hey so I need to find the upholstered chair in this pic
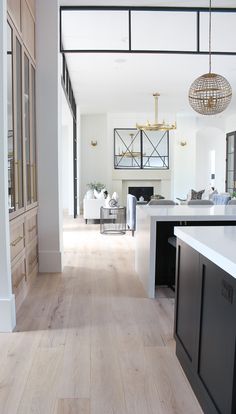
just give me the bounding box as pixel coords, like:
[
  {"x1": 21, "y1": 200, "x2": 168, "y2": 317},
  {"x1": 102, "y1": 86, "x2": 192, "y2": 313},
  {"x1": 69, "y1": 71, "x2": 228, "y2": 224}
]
[
  {"x1": 148, "y1": 199, "x2": 176, "y2": 205},
  {"x1": 126, "y1": 194, "x2": 137, "y2": 236},
  {"x1": 187, "y1": 200, "x2": 214, "y2": 205}
]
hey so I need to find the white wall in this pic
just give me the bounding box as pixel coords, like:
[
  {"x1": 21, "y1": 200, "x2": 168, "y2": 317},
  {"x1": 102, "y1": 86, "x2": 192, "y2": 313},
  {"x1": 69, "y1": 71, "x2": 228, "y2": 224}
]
[
  {"x1": 172, "y1": 114, "x2": 228, "y2": 200},
  {"x1": 80, "y1": 114, "x2": 109, "y2": 208},
  {"x1": 226, "y1": 114, "x2": 236, "y2": 133},
  {"x1": 195, "y1": 127, "x2": 226, "y2": 192},
  {"x1": 0, "y1": 0, "x2": 16, "y2": 331},
  {"x1": 36, "y1": 0, "x2": 63, "y2": 272},
  {"x1": 61, "y1": 89, "x2": 73, "y2": 215},
  {"x1": 172, "y1": 115, "x2": 197, "y2": 200}
]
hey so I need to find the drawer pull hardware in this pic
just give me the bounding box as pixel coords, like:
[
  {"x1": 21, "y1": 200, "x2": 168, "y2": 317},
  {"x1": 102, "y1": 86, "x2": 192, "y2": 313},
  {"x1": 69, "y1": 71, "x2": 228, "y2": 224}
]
[
  {"x1": 11, "y1": 235, "x2": 24, "y2": 247},
  {"x1": 28, "y1": 224, "x2": 37, "y2": 233}
]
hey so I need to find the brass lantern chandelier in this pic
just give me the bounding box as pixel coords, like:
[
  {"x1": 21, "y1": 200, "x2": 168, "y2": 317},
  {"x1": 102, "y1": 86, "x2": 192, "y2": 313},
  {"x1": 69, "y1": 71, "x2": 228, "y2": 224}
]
[
  {"x1": 188, "y1": 0, "x2": 232, "y2": 115},
  {"x1": 136, "y1": 93, "x2": 176, "y2": 131}
]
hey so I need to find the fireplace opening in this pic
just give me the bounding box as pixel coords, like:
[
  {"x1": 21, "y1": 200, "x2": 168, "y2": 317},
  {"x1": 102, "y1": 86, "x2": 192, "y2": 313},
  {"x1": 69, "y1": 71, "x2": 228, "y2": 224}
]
[{"x1": 128, "y1": 186, "x2": 154, "y2": 202}]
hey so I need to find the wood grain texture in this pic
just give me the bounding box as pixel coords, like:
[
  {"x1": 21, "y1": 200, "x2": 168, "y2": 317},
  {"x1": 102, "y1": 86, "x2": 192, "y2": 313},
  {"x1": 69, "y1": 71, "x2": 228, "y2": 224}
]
[
  {"x1": 0, "y1": 215, "x2": 203, "y2": 413},
  {"x1": 55, "y1": 398, "x2": 90, "y2": 414}
]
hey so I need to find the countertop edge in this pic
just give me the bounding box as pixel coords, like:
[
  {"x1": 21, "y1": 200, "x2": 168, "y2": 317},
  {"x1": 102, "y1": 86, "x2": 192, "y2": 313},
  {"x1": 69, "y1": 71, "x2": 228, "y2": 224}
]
[{"x1": 174, "y1": 227, "x2": 236, "y2": 279}]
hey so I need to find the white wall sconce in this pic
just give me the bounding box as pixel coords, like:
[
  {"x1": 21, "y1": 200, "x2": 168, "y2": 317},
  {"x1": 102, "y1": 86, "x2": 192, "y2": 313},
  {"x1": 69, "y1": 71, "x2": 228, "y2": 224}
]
[
  {"x1": 91, "y1": 140, "x2": 97, "y2": 147},
  {"x1": 179, "y1": 140, "x2": 187, "y2": 147}
]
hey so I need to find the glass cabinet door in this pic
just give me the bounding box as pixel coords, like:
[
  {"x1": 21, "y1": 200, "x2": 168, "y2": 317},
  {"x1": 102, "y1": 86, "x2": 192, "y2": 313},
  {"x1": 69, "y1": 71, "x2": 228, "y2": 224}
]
[
  {"x1": 7, "y1": 21, "x2": 37, "y2": 215},
  {"x1": 7, "y1": 23, "x2": 15, "y2": 213},
  {"x1": 31, "y1": 65, "x2": 37, "y2": 203},
  {"x1": 226, "y1": 132, "x2": 236, "y2": 194},
  {"x1": 15, "y1": 37, "x2": 24, "y2": 209},
  {"x1": 24, "y1": 53, "x2": 31, "y2": 205}
]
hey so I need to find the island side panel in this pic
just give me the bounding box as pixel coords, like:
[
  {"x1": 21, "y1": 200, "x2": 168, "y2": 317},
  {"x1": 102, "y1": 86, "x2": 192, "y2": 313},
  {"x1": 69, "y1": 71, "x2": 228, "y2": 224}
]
[{"x1": 135, "y1": 206, "x2": 155, "y2": 298}]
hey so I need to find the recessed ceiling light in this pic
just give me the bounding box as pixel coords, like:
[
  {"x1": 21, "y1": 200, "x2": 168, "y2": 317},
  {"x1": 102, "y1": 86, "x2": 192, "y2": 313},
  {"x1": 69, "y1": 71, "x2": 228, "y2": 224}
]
[{"x1": 114, "y1": 58, "x2": 127, "y2": 64}]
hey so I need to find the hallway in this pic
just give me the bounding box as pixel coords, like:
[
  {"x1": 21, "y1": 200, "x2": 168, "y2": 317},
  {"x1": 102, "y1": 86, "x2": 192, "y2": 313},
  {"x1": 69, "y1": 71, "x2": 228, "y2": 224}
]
[{"x1": 0, "y1": 216, "x2": 202, "y2": 413}]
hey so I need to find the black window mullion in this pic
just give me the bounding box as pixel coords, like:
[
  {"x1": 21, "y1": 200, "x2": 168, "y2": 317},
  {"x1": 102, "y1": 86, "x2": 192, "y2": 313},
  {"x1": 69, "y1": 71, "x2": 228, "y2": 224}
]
[{"x1": 141, "y1": 131, "x2": 143, "y2": 169}]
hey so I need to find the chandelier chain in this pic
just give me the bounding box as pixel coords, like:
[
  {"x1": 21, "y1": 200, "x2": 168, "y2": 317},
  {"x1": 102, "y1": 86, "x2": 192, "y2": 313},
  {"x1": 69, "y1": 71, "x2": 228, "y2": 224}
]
[
  {"x1": 188, "y1": 0, "x2": 232, "y2": 115},
  {"x1": 209, "y1": 0, "x2": 212, "y2": 73}
]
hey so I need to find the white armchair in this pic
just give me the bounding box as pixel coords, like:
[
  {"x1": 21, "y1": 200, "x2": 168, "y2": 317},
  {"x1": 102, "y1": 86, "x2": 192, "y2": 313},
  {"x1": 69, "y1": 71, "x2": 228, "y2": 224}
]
[{"x1": 83, "y1": 198, "x2": 106, "y2": 223}]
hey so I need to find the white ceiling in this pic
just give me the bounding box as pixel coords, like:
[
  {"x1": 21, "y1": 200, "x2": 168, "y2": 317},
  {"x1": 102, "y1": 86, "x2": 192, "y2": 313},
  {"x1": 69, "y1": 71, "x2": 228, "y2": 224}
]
[{"x1": 61, "y1": 1, "x2": 236, "y2": 116}]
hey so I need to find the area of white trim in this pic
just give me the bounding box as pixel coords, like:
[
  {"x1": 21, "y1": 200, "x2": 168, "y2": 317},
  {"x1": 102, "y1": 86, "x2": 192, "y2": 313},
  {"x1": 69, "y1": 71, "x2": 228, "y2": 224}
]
[
  {"x1": 175, "y1": 226, "x2": 236, "y2": 279},
  {"x1": 38, "y1": 250, "x2": 63, "y2": 273},
  {"x1": 0, "y1": 295, "x2": 16, "y2": 332}
]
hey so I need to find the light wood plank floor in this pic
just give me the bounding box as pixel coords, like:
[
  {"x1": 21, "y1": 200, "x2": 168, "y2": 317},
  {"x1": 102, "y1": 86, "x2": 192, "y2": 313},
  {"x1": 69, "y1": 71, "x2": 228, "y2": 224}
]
[{"x1": 0, "y1": 216, "x2": 203, "y2": 414}]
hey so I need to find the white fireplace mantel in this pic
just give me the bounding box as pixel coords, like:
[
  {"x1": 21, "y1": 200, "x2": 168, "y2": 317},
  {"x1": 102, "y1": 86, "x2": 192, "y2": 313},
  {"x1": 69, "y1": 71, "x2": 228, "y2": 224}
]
[{"x1": 112, "y1": 169, "x2": 172, "y2": 205}]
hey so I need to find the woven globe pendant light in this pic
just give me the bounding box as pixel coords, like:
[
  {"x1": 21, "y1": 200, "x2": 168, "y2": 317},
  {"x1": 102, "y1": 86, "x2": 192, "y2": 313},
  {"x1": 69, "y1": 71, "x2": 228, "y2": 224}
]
[{"x1": 188, "y1": 0, "x2": 232, "y2": 115}]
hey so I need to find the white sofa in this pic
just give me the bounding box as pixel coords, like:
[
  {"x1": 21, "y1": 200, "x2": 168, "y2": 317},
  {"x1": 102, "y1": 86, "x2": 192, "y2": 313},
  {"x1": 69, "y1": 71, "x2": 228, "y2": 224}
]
[{"x1": 83, "y1": 198, "x2": 106, "y2": 223}]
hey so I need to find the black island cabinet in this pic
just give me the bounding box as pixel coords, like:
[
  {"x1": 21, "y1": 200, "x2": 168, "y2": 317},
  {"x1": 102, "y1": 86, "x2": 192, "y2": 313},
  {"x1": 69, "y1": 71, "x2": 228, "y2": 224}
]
[{"x1": 175, "y1": 239, "x2": 236, "y2": 414}]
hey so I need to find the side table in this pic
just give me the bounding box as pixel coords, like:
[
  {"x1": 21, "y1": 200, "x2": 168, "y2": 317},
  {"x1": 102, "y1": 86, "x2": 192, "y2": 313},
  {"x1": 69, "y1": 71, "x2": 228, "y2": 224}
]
[{"x1": 100, "y1": 206, "x2": 126, "y2": 234}]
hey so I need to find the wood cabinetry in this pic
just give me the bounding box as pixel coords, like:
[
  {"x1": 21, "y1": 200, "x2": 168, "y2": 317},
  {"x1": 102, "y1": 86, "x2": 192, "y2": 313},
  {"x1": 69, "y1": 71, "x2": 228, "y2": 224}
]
[
  {"x1": 22, "y1": 0, "x2": 35, "y2": 59},
  {"x1": 7, "y1": 0, "x2": 21, "y2": 32},
  {"x1": 10, "y1": 209, "x2": 38, "y2": 311},
  {"x1": 175, "y1": 239, "x2": 236, "y2": 414},
  {"x1": 25, "y1": 209, "x2": 37, "y2": 244},
  {"x1": 10, "y1": 215, "x2": 25, "y2": 261},
  {"x1": 25, "y1": 209, "x2": 38, "y2": 282},
  {"x1": 7, "y1": 0, "x2": 38, "y2": 310},
  {"x1": 11, "y1": 254, "x2": 27, "y2": 312},
  {"x1": 7, "y1": 0, "x2": 35, "y2": 60}
]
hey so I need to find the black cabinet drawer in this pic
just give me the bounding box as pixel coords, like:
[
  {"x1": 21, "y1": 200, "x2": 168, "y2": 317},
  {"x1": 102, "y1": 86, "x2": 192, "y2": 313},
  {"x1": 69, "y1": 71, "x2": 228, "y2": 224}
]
[
  {"x1": 198, "y1": 257, "x2": 236, "y2": 414},
  {"x1": 175, "y1": 241, "x2": 200, "y2": 364},
  {"x1": 175, "y1": 240, "x2": 236, "y2": 414}
]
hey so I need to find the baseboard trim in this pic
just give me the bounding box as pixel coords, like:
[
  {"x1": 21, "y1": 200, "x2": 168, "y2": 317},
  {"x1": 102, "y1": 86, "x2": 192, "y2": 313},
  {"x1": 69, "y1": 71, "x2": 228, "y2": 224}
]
[{"x1": 0, "y1": 295, "x2": 16, "y2": 332}]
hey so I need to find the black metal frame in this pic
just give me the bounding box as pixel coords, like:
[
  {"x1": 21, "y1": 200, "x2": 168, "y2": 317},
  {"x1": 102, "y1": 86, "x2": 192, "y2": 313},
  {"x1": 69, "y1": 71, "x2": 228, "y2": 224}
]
[
  {"x1": 61, "y1": 53, "x2": 78, "y2": 218},
  {"x1": 225, "y1": 131, "x2": 236, "y2": 194},
  {"x1": 60, "y1": 6, "x2": 236, "y2": 55},
  {"x1": 114, "y1": 128, "x2": 141, "y2": 169},
  {"x1": 114, "y1": 128, "x2": 169, "y2": 170}
]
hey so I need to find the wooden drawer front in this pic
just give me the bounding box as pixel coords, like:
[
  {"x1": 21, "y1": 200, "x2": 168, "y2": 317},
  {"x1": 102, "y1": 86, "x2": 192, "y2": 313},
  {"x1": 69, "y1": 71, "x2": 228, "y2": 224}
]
[
  {"x1": 12, "y1": 255, "x2": 26, "y2": 294},
  {"x1": 25, "y1": 213, "x2": 37, "y2": 244},
  {"x1": 27, "y1": 241, "x2": 38, "y2": 276},
  {"x1": 10, "y1": 221, "x2": 25, "y2": 261}
]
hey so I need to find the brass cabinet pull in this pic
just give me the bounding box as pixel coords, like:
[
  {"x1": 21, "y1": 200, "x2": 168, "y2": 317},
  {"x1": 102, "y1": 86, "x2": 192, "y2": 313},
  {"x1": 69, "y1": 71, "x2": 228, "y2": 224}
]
[
  {"x1": 32, "y1": 164, "x2": 37, "y2": 201},
  {"x1": 11, "y1": 235, "x2": 24, "y2": 247},
  {"x1": 28, "y1": 224, "x2": 37, "y2": 233},
  {"x1": 14, "y1": 161, "x2": 20, "y2": 206}
]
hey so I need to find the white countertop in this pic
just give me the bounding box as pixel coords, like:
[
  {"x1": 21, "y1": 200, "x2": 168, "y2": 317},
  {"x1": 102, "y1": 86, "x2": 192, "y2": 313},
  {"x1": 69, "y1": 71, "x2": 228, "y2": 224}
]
[
  {"x1": 174, "y1": 226, "x2": 236, "y2": 279},
  {"x1": 138, "y1": 204, "x2": 236, "y2": 221}
]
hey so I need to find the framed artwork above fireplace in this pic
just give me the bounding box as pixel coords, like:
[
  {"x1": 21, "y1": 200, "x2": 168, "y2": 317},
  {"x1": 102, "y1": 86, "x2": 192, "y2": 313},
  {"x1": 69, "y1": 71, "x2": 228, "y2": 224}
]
[{"x1": 114, "y1": 128, "x2": 169, "y2": 170}]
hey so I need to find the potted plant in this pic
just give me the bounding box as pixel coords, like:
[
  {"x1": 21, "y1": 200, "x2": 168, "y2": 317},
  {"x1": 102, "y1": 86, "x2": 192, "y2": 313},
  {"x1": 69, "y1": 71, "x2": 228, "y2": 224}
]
[
  {"x1": 85, "y1": 182, "x2": 106, "y2": 200},
  {"x1": 87, "y1": 182, "x2": 105, "y2": 192}
]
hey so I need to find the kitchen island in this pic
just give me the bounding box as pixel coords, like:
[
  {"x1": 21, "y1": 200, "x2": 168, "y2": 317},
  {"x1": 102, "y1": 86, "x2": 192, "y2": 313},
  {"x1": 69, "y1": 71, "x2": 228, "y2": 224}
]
[
  {"x1": 135, "y1": 204, "x2": 236, "y2": 298},
  {"x1": 174, "y1": 225, "x2": 236, "y2": 414}
]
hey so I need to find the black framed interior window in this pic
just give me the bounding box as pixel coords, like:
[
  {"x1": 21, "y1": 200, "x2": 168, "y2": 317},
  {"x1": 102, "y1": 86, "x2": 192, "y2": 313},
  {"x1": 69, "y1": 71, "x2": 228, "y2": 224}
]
[
  {"x1": 226, "y1": 131, "x2": 236, "y2": 193},
  {"x1": 114, "y1": 128, "x2": 169, "y2": 169}
]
